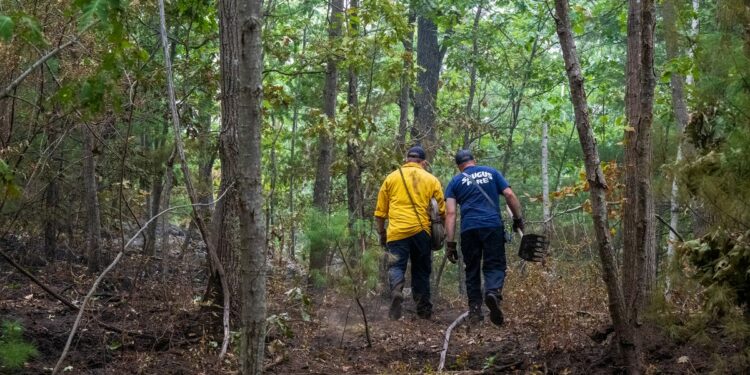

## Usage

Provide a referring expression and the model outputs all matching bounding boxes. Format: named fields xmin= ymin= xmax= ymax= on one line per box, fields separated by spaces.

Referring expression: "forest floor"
xmin=0 ymin=238 xmax=731 ymax=374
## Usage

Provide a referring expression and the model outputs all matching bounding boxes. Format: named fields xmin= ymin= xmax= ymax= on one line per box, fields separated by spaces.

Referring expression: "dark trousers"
xmin=387 ymin=231 xmax=433 ymax=315
xmin=460 ymin=226 xmax=507 ymax=307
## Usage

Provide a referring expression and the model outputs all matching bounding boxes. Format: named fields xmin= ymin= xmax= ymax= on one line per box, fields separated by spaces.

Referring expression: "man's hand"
xmin=512 ymin=217 xmax=525 ymax=233
xmin=446 ymin=241 xmax=458 ymax=264
xmin=379 ymin=231 xmax=388 ymax=247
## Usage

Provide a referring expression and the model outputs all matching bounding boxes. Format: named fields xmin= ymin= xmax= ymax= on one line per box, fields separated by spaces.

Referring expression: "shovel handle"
xmin=505 ymin=205 xmax=523 ymax=237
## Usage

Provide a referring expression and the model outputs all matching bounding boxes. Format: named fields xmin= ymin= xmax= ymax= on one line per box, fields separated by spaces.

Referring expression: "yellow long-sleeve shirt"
xmin=374 ymin=162 xmax=446 ymax=242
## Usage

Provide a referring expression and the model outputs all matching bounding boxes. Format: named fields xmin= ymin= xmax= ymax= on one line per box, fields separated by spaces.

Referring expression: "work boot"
xmin=467 ymin=304 xmax=483 ymax=326
xmin=389 ymin=283 xmax=404 ymax=320
xmin=484 ymin=293 xmax=504 ymax=326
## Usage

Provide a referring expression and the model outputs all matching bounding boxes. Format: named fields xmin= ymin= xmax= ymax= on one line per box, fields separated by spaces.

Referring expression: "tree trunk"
xmin=622 ymin=0 xmax=656 ymax=369
xmin=311 ymin=0 xmax=343 ymax=276
xmin=83 ymin=126 xmax=102 ymax=273
xmin=236 ymin=0 xmax=266 ymax=371
xmin=144 ymin=174 xmax=163 ymax=256
xmin=159 ymin=0 xmax=231 ymax=356
xmin=463 ymin=3 xmax=482 ymax=149
xmin=663 ymin=0 xmax=690 ymax=274
xmin=346 ymin=0 xmax=364 ymax=235
xmin=542 ymin=122 xmax=551 ymax=237
xmin=397 ymin=10 xmax=415 ymax=153
xmin=412 ymin=15 xmax=441 ymax=160
xmin=158 ymin=149 xmax=176 ymax=256
xmin=212 ymin=0 xmax=243 ymax=315
xmin=44 ymin=146 xmax=61 ymax=261
xmin=552 ymin=0 xmax=639 ymax=371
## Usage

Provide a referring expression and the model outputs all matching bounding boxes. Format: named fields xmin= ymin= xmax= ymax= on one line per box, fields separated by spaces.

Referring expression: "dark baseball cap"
xmin=454 ymin=150 xmax=474 ymax=165
xmin=407 ymin=145 xmax=426 ymax=160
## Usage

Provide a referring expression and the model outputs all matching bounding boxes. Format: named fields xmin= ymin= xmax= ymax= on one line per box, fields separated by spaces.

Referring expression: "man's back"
xmin=374 ymin=163 xmax=445 ymax=241
xmin=445 ymin=165 xmax=509 ymax=232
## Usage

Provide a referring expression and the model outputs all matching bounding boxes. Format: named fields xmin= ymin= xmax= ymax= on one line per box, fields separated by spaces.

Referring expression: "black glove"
xmin=446 ymin=241 xmax=458 ymax=264
xmin=512 ymin=217 xmax=525 ymax=233
xmin=379 ymin=231 xmax=388 ymax=247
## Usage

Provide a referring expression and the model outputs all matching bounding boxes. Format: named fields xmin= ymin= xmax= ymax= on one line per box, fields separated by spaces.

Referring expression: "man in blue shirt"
xmin=444 ymin=150 xmax=524 ymax=326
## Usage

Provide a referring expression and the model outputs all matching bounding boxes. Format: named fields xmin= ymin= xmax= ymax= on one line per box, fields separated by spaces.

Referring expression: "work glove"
xmin=512 ymin=217 xmax=525 ymax=233
xmin=446 ymin=241 xmax=458 ymax=264
xmin=379 ymin=231 xmax=388 ymax=248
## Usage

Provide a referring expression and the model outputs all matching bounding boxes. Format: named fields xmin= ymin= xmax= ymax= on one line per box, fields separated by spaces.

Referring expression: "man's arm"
xmin=445 ymin=198 xmax=457 ymax=242
xmin=502 ymin=187 xmax=523 ymax=220
xmin=375 ymin=216 xmax=386 ymax=235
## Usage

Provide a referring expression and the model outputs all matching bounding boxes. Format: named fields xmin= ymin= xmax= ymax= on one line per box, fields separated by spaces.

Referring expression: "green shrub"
xmin=0 ymin=320 xmax=38 ymax=370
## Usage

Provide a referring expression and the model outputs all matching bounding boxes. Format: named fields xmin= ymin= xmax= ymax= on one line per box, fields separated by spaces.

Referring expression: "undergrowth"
xmin=0 ymin=319 xmax=38 ymax=370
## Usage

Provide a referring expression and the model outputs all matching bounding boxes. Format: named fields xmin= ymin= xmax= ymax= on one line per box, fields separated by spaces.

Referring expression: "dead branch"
xmin=0 ymin=22 xmax=96 ymax=99
xmin=438 ymin=310 xmax=469 ymax=372
xmin=334 ymin=242 xmax=372 ymax=347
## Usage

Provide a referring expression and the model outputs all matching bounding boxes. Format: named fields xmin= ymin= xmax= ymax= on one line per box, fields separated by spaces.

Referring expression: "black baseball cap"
xmin=454 ymin=150 xmax=474 ymax=165
xmin=407 ymin=145 xmax=426 ymax=160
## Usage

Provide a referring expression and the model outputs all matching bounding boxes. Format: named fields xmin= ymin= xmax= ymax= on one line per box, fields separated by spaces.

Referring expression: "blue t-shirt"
xmin=444 ymin=165 xmax=510 ymax=233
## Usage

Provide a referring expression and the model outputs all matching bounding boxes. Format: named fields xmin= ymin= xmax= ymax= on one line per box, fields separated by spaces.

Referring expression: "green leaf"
xmin=19 ymin=16 xmax=46 ymax=46
xmin=0 ymin=15 xmax=14 ymax=41
xmin=79 ymin=0 xmax=109 ymax=28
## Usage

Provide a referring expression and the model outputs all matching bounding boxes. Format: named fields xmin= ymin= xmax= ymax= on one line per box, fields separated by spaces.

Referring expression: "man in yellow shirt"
xmin=374 ymin=146 xmax=446 ymax=320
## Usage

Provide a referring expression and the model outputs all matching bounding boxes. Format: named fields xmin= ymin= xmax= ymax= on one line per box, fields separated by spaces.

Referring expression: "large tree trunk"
xmin=212 ymin=0 xmax=243 ymax=315
xmin=622 ymin=0 xmax=656 ymax=369
xmin=412 ymin=15 xmax=441 ymax=160
xmin=663 ymin=0 xmax=691 ymax=273
xmin=310 ymin=0 xmax=343 ymax=276
xmin=552 ymin=0 xmax=639 ymax=371
xmin=83 ymin=127 xmax=102 ymax=273
xmin=144 ymin=174 xmax=163 ymax=256
xmin=236 ymin=0 xmax=266 ymax=371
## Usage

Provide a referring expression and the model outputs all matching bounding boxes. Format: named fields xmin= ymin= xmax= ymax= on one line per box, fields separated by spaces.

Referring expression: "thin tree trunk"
xmin=311 ymin=0 xmax=343 ymax=276
xmin=552 ymin=0 xmax=638 ymax=371
xmin=236 ymin=0 xmax=266 ymax=370
xmin=463 ymin=3 xmax=482 ymax=149
xmin=158 ymin=0 xmax=231 ymax=356
xmin=44 ymin=146 xmax=61 ymax=261
xmin=397 ymin=10 xmax=415 ymax=153
xmin=663 ymin=0 xmax=690 ymax=279
xmin=158 ymin=149 xmax=176 ymax=256
xmin=346 ymin=0 xmax=364 ymax=237
xmin=83 ymin=126 xmax=101 ymax=273
xmin=144 ymin=174 xmax=163 ymax=256
xmin=542 ymin=122 xmax=551 ymax=237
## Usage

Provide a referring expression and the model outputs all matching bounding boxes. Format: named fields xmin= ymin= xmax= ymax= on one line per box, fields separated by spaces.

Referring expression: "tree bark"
xmin=552 ymin=0 xmax=639 ymax=371
xmin=463 ymin=3 xmax=482 ymax=149
xmin=663 ymin=0 xmax=690 ymax=276
xmin=413 ymin=15 xmax=442 ymax=160
xmin=397 ymin=10 xmax=416 ymax=153
xmin=622 ymin=0 xmax=656 ymax=368
xmin=236 ymin=0 xmax=266 ymax=371
xmin=83 ymin=126 xmax=102 ymax=273
xmin=542 ymin=122 xmax=551 ymax=237
xmin=346 ymin=0 xmax=364 ymax=235
xmin=311 ymin=0 xmax=343 ymax=275
xmin=211 ymin=0 xmax=243 ymax=316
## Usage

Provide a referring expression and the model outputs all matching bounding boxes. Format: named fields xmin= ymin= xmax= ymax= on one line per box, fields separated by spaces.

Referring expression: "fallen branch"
xmin=51 ymin=189 xmax=232 ymax=374
xmin=438 ymin=310 xmax=468 ymax=372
